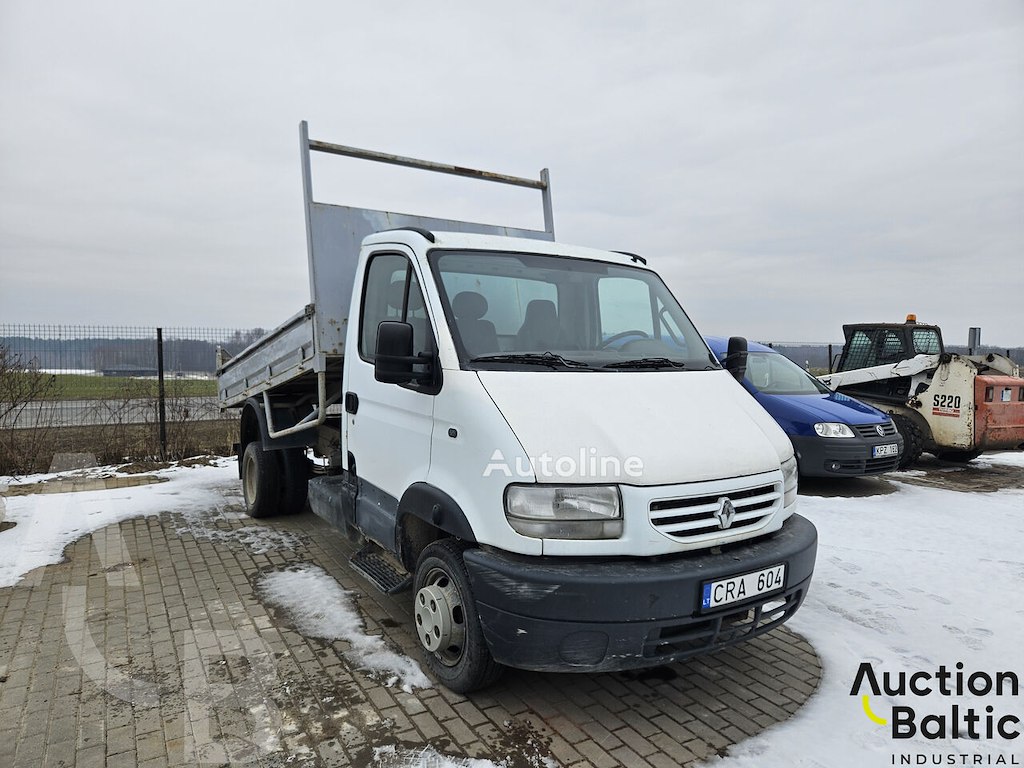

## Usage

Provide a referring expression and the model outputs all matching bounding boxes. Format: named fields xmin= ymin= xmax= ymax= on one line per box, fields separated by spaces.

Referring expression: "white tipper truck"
xmin=216 ymin=122 xmax=818 ymax=692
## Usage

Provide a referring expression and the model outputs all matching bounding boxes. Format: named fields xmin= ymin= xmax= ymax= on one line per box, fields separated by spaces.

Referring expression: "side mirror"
xmin=725 ymin=336 xmax=748 ymax=382
xmin=374 ymin=321 xmax=415 ymax=384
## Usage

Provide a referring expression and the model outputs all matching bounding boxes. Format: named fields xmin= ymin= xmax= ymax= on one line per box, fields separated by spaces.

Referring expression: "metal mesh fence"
xmin=3 ymin=324 xmax=1021 ymax=475
xmin=0 ymin=325 xmax=264 ymax=474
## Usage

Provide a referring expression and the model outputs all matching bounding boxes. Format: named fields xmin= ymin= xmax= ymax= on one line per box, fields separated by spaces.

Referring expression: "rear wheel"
xmin=413 ymin=539 xmax=504 ymax=693
xmin=241 ymin=442 xmax=280 ymax=518
xmin=891 ymin=414 xmax=924 ymax=469
xmin=277 ymin=448 xmax=311 ymax=515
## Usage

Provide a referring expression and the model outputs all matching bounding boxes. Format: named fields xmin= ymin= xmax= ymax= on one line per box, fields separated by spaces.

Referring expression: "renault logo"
xmin=875 ymin=425 xmax=886 ymax=437
xmin=714 ymin=498 xmax=737 ymax=530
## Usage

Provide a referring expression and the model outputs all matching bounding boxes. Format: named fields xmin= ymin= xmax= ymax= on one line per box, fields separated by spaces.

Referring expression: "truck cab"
xmin=833 ymin=319 xmax=945 ymax=405
xmin=218 ymin=123 xmax=818 ymax=692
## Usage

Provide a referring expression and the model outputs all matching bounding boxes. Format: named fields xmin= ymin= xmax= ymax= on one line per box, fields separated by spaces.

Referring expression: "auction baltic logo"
xmin=851 ymin=661 xmax=1021 ymax=765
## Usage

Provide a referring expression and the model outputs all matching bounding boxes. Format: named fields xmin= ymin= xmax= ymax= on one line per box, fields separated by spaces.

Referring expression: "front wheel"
xmin=891 ymin=414 xmax=924 ymax=470
xmin=412 ymin=539 xmax=504 ymax=693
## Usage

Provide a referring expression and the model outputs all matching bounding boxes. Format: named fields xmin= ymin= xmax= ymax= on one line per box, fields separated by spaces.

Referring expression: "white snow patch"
xmin=1 ymin=461 xmax=158 ymax=486
xmin=179 ymin=522 xmax=306 ymax=555
xmin=0 ymin=459 xmax=238 ymax=588
xmin=975 ymin=451 xmax=1024 ymax=469
xmin=887 ymin=469 xmax=928 ymax=478
xmin=372 ymin=745 xmax=558 ymax=768
xmin=259 ymin=565 xmax=431 ymax=693
xmin=706 ymin=477 xmax=1024 ymax=767
xmin=173 ymin=496 xmax=305 ymax=555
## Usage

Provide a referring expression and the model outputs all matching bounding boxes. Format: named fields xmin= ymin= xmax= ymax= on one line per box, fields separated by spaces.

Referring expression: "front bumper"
xmin=791 ymin=432 xmax=904 ymax=477
xmin=463 ymin=514 xmax=817 ymax=673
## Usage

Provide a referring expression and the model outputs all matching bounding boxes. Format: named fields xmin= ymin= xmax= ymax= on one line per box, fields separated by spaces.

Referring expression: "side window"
xmin=912 ymin=329 xmax=941 ymax=355
xmin=360 ymin=253 xmax=433 ymax=359
xmin=842 ymin=330 xmax=877 ymax=369
xmin=598 ymin=277 xmax=655 ymax=340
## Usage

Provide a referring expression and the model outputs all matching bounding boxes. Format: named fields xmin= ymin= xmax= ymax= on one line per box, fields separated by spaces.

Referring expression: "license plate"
xmin=873 ymin=443 xmax=899 ymax=458
xmin=702 ymin=564 xmax=786 ymax=610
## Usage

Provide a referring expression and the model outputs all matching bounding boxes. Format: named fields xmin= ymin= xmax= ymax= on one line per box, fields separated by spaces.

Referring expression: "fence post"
xmin=828 ymin=343 xmax=833 ymax=373
xmin=157 ymin=328 xmax=167 ymax=460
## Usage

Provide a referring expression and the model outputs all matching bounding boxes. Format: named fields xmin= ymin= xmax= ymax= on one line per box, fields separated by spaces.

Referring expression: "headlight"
xmin=814 ymin=422 xmax=855 ymax=438
xmin=782 ymin=456 xmax=798 ymax=507
xmin=505 ymin=485 xmax=622 ymax=539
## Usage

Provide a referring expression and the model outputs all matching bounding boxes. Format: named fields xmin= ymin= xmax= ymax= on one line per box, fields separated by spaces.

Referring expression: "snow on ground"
xmin=708 ymin=451 xmax=1024 ymax=767
xmin=1 ymin=461 xmax=164 ymax=486
xmin=0 ymin=458 xmax=238 ymax=588
xmin=171 ymin=490 xmax=307 ymax=555
xmin=373 ymin=744 xmax=557 ymax=768
xmin=258 ymin=565 xmax=432 ymax=693
xmin=182 ymin=521 xmax=306 ymax=555
xmin=0 ymin=457 xmax=433 ymax=714
xmin=2 ymin=452 xmax=1022 ymax=765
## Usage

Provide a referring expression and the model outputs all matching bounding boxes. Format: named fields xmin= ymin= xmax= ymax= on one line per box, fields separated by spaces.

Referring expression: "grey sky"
xmin=2 ymin=1 xmax=1022 ymax=345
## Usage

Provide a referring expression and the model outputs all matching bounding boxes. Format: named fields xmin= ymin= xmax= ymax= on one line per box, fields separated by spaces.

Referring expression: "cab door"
xmin=344 ymin=248 xmax=438 ymax=548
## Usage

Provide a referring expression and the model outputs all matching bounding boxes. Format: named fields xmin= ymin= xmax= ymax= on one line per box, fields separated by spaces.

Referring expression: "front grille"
xmin=643 ymin=586 xmax=805 ymax=660
xmin=833 ymin=454 xmax=901 ymax=474
xmin=649 ymin=482 xmax=780 ymax=541
xmin=853 ymin=422 xmax=897 ymax=439
xmin=865 ymin=455 xmax=901 ymax=472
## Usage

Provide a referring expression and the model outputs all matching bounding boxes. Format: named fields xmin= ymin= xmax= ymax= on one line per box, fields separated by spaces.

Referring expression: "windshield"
xmin=745 ymin=351 xmax=830 ymax=395
xmin=429 ymin=250 xmax=717 ymax=371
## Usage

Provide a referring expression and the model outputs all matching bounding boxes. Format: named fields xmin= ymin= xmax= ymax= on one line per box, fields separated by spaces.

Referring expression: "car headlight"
xmin=782 ymin=456 xmax=798 ymax=507
xmin=814 ymin=422 xmax=855 ymax=438
xmin=505 ymin=485 xmax=623 ymax=539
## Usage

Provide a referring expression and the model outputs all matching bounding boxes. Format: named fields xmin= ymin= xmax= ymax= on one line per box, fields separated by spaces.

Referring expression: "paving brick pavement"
xmin=0 ymin=479 xmax=821 ymax=767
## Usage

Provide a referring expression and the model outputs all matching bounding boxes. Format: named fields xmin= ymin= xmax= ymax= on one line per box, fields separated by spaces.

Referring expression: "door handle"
xmin=344 ymin=391 xmax=359 ymax=414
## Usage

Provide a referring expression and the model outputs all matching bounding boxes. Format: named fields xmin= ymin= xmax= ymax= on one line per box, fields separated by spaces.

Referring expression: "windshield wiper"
xmin=603 ymin=357 xmax=688 ymax=370
xmin=469 ymin=352 xmax=591 ymax=369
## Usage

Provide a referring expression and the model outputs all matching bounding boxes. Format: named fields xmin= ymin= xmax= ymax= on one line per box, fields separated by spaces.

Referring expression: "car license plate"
xmin=873 ymin=443 xmax=899 ymax=458
xmin=702 ymin=564 xmax=786 ymax=610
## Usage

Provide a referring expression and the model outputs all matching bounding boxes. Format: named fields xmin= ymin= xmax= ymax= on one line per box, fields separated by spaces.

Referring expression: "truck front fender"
xmin=397 ymin=483 xmax=477 ymax=550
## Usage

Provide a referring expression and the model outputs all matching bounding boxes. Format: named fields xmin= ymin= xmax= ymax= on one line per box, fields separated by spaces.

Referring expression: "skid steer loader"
xmin=818 ymin=316 xmax=1024 ymax=468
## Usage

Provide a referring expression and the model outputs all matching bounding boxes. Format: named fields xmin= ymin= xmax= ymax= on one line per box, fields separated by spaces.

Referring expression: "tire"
xmin=277 ymin=448 xmax=310 ymax=515
xmin=891 ymin=414 xmax=924 ymax=469
xmin=935 ymin=449 xmax=983 ymax=463
xmin=412 ymin=539 xmax=504 ymax=693
xmin=241 ymin=442 xmax=280 ymax=518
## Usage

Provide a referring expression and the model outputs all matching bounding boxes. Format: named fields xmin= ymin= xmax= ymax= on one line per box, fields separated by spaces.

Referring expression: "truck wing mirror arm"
xmin=374 ymin=321 xmax=436 ymax=385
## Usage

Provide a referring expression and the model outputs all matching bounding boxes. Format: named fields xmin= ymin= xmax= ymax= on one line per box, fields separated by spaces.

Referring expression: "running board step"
xmin=349 ymin=544 xmax=412 ymax=594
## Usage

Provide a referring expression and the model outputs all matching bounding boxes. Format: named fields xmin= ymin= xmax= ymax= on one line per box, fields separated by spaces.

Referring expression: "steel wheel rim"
xmin=415 ymin=565 xmax=467 ymax=666
xmin=243 ymin=450 xmax=258 ymax=505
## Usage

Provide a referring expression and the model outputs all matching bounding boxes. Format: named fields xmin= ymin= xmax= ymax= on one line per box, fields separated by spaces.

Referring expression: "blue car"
xmin=705 ymin=337 xmax=904 ymax=477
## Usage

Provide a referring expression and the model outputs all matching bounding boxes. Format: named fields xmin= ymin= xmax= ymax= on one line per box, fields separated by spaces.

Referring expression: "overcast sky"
xmin=1 ymin=1 xmax=1022 ymax=346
